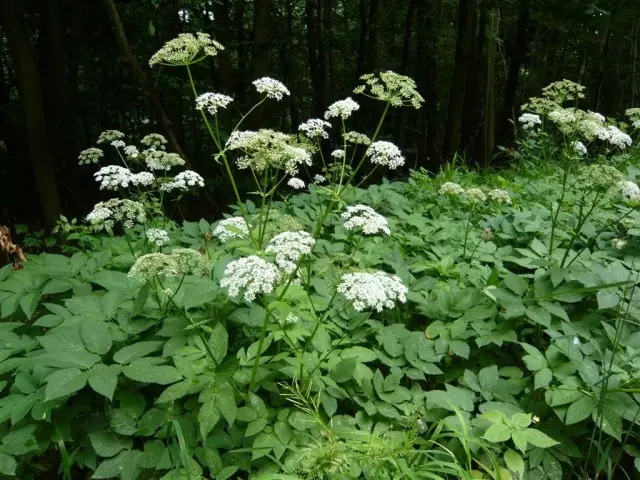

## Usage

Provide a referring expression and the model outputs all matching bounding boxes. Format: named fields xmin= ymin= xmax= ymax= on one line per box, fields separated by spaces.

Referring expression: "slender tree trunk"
xmin=322 ymin=0 xmax=334 ymax=99
xmin=306 ymin=0 xmax=325 ymax=117
xmin=462 ymin=0 xmax=485 ymax=155
xmin=591 ymin=23 xmax=611 ymax=112
xmin=483 ymin=7 xmax=499 ymax=165
xmin=499 ymin=0 xmax=529 ymax=145
xmin=284 ymin=0 xmax=299 ymax=128
xmin=250 ymin=0 xmax=271 ymax=79
xmin=234 ymin=0 xmax=248 ymax=104
xmin=367 ymin=0 xmax=383 ymax=71
xmin=401 ymin=0 xmax=417 ymax=75
xmin=100 ymin=0 xmax=188 ymax=162
xmin=356 ymin=0 xmax=368 ymax=78
xmin=212 ymin=0 xmax=235 ymax=94
xmin=1 ymin=0 xmax=62 ymax=229
xmin=444 ymin=0 xmax=477 ymax=158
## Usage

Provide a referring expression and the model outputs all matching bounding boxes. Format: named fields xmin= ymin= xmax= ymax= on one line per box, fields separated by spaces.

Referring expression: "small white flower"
xmin=220 ymin=255 xmax=281 ymax=302
xmin=147 ymin=228 xmax=170 ymax=247
xmin=161 ymin=170 xmax=205 ymax=192
xmin=78 ymin=148 xmax=104 ymax=165
xmin=343 ymin=131 xmax=371 ymax=145
xmin=612 ymin=238 xmax=627 ymax=250
xmin=111 ymin=140 xmax=126 ymax=149
xmin=212 ymin=217 xmax=249 ymax=242
xmin=518 ymin=113 xmax=542 ymax=130
xmin=124 ymin=145 xmax=139 ymax=158
xmin=141 ymin=133 xmax=168 ymax=150
xmin=178 ymin=8 xmax=190 ymax=22
xmin=288 ymin=177 xmax=305 ymax=190
xmin=438 ymin=182 xmax=464 ymax=196
xmin=366 ymin=141 xmax=404 ymax=169
xmin=341 ymin=205 xmax=390 ymax=235
xmin=281 ymin=313 xmax=299 ymax=326
xmin=86 ymin=199 xmax=146 ymax=230
xmin=131 ymin=171 xmax=155 ymax=186
xmin=144 ymin=149 xmax=185 ymax=171
xmin=633 ymin=120 xmax=640 ymax=129
xmin=94 ymin=165 xmax=135 ymax=190
xmin=596 ymin=125 xmax=633 ymax=149
xmin=324 ymin=97 xmax=360 ymax=120
xmin=149 ymin=32 xmax=224 ymax=66
xmin=337 ymin=271 xmax=408 ymax=312
xmin=86 ymin=205 xmax=113 ymax=226
xmin=314 ymin=174 xmax=326 ymax=184
xmin=253 ymin=77 xmax=290 ymax=100
xmin=265 ymin=231 xmax=315 ymax=274
xmin=572 ymin=140 xmax=588 ymax=156
xmin=464 ymin=188 xmax=487 ymax=203
xmin=196 ymin=92 xmax=234 ymax=115
xmin=97 ymin=130 xmax=124 ymax=144
xmin=487 ymin=189 xmax=511 ymax=204
xmin=572 ymin=336 xmax=582 ymax=346
xmin=617 ymin=180 xmax=640 ymax=204
xmin=532 ymin=415 xmax=540 ymax=424
xmin=299 ymin=119 xmax=331 ymax=139
xmin=128 ymin=253 xmax=180 ymax=282
xmin=331 ymin=149 xmax=345 ymax=159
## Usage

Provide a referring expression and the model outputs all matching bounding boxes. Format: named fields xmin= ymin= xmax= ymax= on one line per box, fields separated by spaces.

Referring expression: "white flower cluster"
xmin=288 ymin=177 xmax=306 ymax=190
xmin=548 ymin=108 xmax=578 ymax=134
xmin=438 ymin=182 xmax=464 ymax=196
xmin=149 ymin=32 xmax=224 ymax=66
xmin=487 ymin=189 xmax=511 ymax=204
xmin=220 ymin=255 xmax=281 ymax=302
xmin=595 ymin=125 xmax=633 ymax=149
xmin=252 ymin=77 xmax=290 ymax=100
xmin=147 ymin=228 xmax=170 ymax=247
xmin=124 ymin=145 xmax=140 ymax=158
xmin=78 ymin=148 xmax=104 ymax=165
xmin=265 ymin=231 xmax=316 ymax=273
xmin=344 ymin=131 xmax=371 ymax=145
xmin=518 ymin=113 xmax=542 ymax=130
xmin=144 ymin=149 xmax=185 ymax=171
xmin=132 ymin=172 xmax=155 ymax=186
xmin=337 ymin=271 xmax=408 ymax=312
xmin=366 ymin=141 xmax=405 ymax=169
xmin=111 ymin=140 xmax=126 ymax=149
xmin=160 ymin=170 xmax=205 ymax=192
xmin=226 ymin=130 xmax=311 ymax=174
xmin=86 ymin=199 xmax=146 ymax=230
xmin=331 ymin=149 xmax=345 ymax=159
xmin=314 ymin=174 xmax=326 ymax=184
xmin=612 ymin=238 xmax=627 ymax=250
xmin=577 ymin=164 xmax=623 ymax=191
xmin=353 ymin=71 xmax=424 ymax=109
xmin=97 ymin=130 xmax=124 ymax=144
xmin=341 ymin=205 xmax=390 ymax=235
xmin=298 ymin=119 xmax=331 ymax=139
xmin=195 ymin=92 xmax=234 ymax=115
xmin=572 ymin=140 xmax=588 ymax=156
xmin=324 ymin=97 xmax=360 ymax=120
xmin=212 ymin=216 xmax=249 ymax=242
xmin=634 ymin=121 xmax=640 ymax=129
xmin=617 ymin=180 xmax=640 ymax=204
xmin=141 ymin=134 xmax=168 ymax=150
xmin=464 ymin=188 xmax=487 ymax=203
xmin=128 ymin=254 xmax=180 ymax=282
xmin=172 ymin=248 xmax=210 ymax=277
xmin=94 ymin=165 xmax=134 ymax=190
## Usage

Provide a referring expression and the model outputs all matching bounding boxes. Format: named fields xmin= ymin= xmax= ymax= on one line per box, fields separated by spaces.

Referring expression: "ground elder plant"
xmin=1 ymin=34 xmax=637 ymax=480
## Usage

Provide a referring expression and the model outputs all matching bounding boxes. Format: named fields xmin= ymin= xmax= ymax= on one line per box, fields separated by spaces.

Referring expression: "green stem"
xmin=560 ymin=192 xmax=602 ymax=267
xmin=461 ymin=206 xmax=475 ymax=260
xmin=548 ymin=160 xmax=572 ymax=257
xmin=249 ymin=303 xmax=270 ymax=390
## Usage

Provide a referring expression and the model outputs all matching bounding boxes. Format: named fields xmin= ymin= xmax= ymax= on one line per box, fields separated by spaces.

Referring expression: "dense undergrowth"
xmin=3 ymin=34 xmax=640 ymax=480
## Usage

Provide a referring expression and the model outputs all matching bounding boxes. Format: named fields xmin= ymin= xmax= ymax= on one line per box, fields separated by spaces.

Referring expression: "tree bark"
xmin=250 ymin=0 xmax=272 ymax=79
xmin=1 ymin=0 xmax=62 ymax=229
xmin=306 ymin=0 xmax=325 ymax=117
xmin=444 ymin=0 xmax=477 ymax=158
xmin=461 ymin=0 xmax=485 ymax=155
xmin=212 ymin=0 xmax=235 ymax=94
xmin=483 ymin=7 xmax=499 ymax=165
xmin=401 ymin=0 xmax=417 ymax=75
xmin=100 ymin=0 xmax=189 ymax=162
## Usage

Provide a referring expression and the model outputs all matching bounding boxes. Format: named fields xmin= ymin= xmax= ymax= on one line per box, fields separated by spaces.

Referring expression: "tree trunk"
xmin=367 ymin=0 xmax=383 ymax=72
xmin=100 ymin=0 xmax=188 ymax=162
xmin=461 ymin=0 xmax=485 ymax=155
xmin=1 ymin=0 xmax=62 ymax=229
xmin=306 ymin=0 xmax=325 ymax=117
xmin=483 ymin=7 xmax=499 ymax=165
xmin=401 ymin=0 xmax=417 ymax=75
xmin=212 ymin=0 xmax=235 ymax=94
xmin=444 ymin=0 xmax=477 ymax=158
xmin=322 ymin=0 xmax=334 ymax=99
xmin=250 ymin=0 xmax=271 ymax=79
xmin=591 ymin=23 xmax=611 ymax=112
xmin=284 ymin=0 xmax=299 ymax=128
xmin=234 ymin=0 xmax=248 ymax=104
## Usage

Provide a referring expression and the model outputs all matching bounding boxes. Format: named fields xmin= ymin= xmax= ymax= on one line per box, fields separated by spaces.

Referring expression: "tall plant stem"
xmin=548 ymin=161 xmax=572 ymax=257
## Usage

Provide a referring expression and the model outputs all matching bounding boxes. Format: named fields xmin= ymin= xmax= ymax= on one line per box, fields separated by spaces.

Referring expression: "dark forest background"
xmin=1 ymin=0 xmax=639 ymax=229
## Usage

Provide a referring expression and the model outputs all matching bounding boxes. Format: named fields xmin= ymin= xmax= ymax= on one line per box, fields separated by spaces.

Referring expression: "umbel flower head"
xmin=212 ymin=216 xmax=249 ymax=242
xmin=288 ymin=177 xmax=306 ymax=190
xmin=141 ymin=133 xmax=168 ymax=150
xmin=572 ymin=140 xmax=588 ymax=156
xmin=354 ymin=71 xmax=424 ymax=109
xmin=149 ymin=32 xmax=224 ymax=66
xmin=464 ymin=188 xmax=487 ymax=203
xmin=343 ymin=131 xmax=371 ymax=145
xmin=146 ymin=228 xmax=170 ymax=247
xmin=298 ymin=119 xmax=331 ymax=139
xmin=94 ymin=165 xmax=135 ymax=190
xmin=171 ymin=248 xmax=210 ymax=276
xmin=86 ymin=199 xmax=146 ymax=230
xmin=97 ymin=130 xmax=124 ymax=144
xmin=144 ymin=149 xmax=186 ymax=171
xmin=438 ymin=182 xmax=464 ymax=196
xmin=324 ymin=97 xmax=360 ymax=120
xmin=160 ymin=170 xmax=205 ymax=192
xmin=128 ymin=254 xmax=180 ymax=282
xmin=220 ymin=255 xmax=281 ymax=302
xmin=617 ymin=180 xmax=640 ymax=205
xmin=337 ymin=271 xmax=408 ymax=312
xmin=366 ymin=141 xmax=405 ymax=169
xmin=78 ymin=148 xmax=104 ymax=165
xmin=252 ymin=77 xmax=290 ymax=100
xmin=341 ymin=205 xmax=390 ymax=235
xmin=577 ymin=164 xmax=623 ymax=191
xmin=195 ymin=92 xmax=233 ymax=115
xmin=265 ymin=231 xmax=316 ymax=273
xmin=487 ymin=189 xmax=511 ymax=204
xmin=518 ymin=113 xmax=542 ymax=130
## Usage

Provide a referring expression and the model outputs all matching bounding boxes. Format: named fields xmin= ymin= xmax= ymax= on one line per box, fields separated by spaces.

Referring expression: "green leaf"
xmin=88 ymin=364 xmax=119 ymax=400
xmin=92 ymin=450 xmax=142 ymax=479
xmin=504 ymin=448 xmax=524 ymax=477
xmin=512 ymin=428 xmax=559 ymax=451
xmin=44 ymin=368 xmax=88 ymax=401
xmin=113 ymin=341 xmax=164 ymax=364
xmin=209 ymin=323 xmax=228 ymax=364
xmin=565 ymin=395 xmax=594 ymax=425
xmin=246 ymin=418 xmax=268 ymax=437
xmin=511 ymin=413 xmax=532 ymax=428
xmin=479 ymin=365 xmax=499 ymax=392
xmin=81 ymin=321 xmax=113 ymax=355
xmin=331 ymin=357 xmax=358 ymax=383
xmin=122 ymin=361 xmax=182 ymax=385
xmin=89 ymin=431 xmax=133 ymax=458
xmin=505 ymin=272 xmax=528 ymax=296
xmin=449 ymin=340 xmax=470 ymax=359
xmin=199 ymin=398 xmax=221 ymax=440
xmin=157 ymin=380 xmax=192 ymax=402
xmin=597 ymin=290 xmax=619 ymax=310
xmin=526 ymin=306 xmax=551 ymax=327
xmin=534 ymin=368 xmax=552 ymax=390
xmin=484 ymin=423 xmax=511 ymax=443
xmin=520 ymin=343 xmax=546 ymax=372
xmin=215 ymin=382 xmax=237 ymax=426
xmin=0 ymin=452 xmax=16 ymax=476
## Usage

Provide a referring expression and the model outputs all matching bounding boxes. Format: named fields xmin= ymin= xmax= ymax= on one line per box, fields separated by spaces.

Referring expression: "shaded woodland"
xmin=1 ymin=0 xmax=639 ymax=228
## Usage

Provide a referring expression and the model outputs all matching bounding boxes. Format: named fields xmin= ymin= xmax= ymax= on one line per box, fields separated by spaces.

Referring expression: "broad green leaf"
xmin=122 ymin=361 xmax=182 ymax=385
xmin=504 ymin=448 xmax=524 ymax=477
xmin=92 ymin=450 xmax=142 ymax=479
xmin=0 ymin=452 xmax=16 ymax=476
xmin=520 ymin=343 xmax=546 ymax=372
xmin=479 ymin=365 xmax=499 ymax=392
xmin=199 ymin=398 xmax=221 ymax=439
xmin=504 ymin=272 xmax=528 ymax=296
xmin=88 ymin=431 xmax=133 ymax=458
xmin=331 ymin=357 xmax=358 ymax=383
xmin=209 ymin=323 xmax=228 ymax=364
xmin=534 ymin=368 xmax=552 ymax=390
xmin=597 ymin=290 xmax=619 ymax=310
xmin=81 ymin=321 xmax=112 ymax=355
xmin=113 ymin=341 xmax=164 ymax=364
xmin=526 ymin=306 xmax=551 ymax=327
xmin=512 ymin=428 xmax=559 ymax=451
xmin=157 ymin=380 xmax=193 ymax=403
xmin=44 ymin=368 xmax=88 ymax=401
xmin=246 ymin=418 xmax=268 ymax=436
xmin=88 ymin=364 xmax=119 ymax=400
xmin=565 ymin=395 xmax=594 ymax=425
xmin=215 ymin=382 xmax=237 ymax=426
xmin=484 ymin=423 xmax=511 ymax=443
xmin=511 ymin=413 xmax=532 ymax=428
